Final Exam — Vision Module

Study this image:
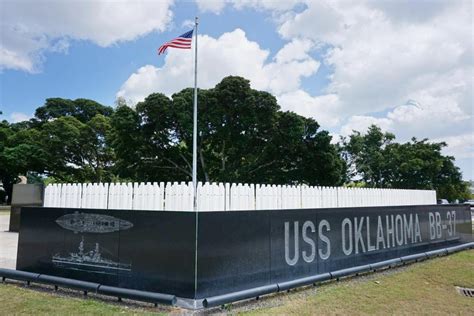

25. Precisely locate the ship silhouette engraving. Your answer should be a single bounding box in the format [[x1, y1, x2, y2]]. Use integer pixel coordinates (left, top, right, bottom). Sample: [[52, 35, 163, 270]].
[[55, 211, 133, 234], [52, 237, 132, 273]]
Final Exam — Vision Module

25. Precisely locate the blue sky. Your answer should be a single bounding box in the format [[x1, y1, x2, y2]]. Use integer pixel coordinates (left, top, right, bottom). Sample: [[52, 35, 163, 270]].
[[0, 1, 472, 179]]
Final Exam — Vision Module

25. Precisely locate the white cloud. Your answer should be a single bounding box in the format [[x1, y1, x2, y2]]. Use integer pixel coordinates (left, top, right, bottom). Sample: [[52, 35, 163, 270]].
[[432, 133, 474, 159], [0, 0, 174, 72], [278, 91, 340, 127], [10, 112, 32, 123], [280, 0, 471, 117], [279, 1, 471, 113], [231, 0, 301, 12], [338, 66, 473, 142], [272, 0, 473, 173], [117, 29, 320, 104], [195, 0, 301, 14], [274, 38, 313, 63], [195, 0, 227, 14], [181, 19, 195, 29], [340, 115, 393, 137], [367, 0, 452, 24]]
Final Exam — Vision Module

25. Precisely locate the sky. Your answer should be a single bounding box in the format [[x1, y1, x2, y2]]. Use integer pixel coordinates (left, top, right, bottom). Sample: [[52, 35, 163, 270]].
[[0, 0, 473, 179]]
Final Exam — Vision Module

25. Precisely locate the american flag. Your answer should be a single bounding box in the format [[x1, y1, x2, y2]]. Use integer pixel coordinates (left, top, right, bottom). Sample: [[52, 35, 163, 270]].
[[158, 29, 194, 55]]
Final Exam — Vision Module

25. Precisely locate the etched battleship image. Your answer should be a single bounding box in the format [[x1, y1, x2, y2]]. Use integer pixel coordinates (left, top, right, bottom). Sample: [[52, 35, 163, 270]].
[[52, 237, 132, 274], [55, 211, 133, 233]]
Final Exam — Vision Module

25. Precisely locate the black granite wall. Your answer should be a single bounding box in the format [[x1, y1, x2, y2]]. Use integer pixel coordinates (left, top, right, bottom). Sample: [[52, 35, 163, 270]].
[[17, 205, 472, 299]]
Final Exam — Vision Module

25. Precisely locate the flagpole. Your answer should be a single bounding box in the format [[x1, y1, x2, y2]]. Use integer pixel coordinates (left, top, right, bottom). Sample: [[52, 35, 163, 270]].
[[192, 16, 199, 297], [192, 16, 198, 211]]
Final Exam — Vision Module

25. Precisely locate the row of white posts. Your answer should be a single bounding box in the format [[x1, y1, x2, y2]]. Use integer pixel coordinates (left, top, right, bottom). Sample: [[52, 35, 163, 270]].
[[43, 182, 437, 211]]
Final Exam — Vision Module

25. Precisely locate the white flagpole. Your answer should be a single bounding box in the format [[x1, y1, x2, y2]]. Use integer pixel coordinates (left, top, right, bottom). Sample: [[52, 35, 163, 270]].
[[192, 17, 199, 211], [192, 16, 199, 296]]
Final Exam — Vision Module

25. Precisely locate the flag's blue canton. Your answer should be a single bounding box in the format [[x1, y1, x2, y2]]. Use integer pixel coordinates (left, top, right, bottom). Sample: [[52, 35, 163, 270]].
[[179, 30, 194, 39]]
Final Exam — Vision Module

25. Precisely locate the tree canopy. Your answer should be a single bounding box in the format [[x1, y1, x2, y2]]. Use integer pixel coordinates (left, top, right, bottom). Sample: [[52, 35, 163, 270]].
[[0, 77, 469, 203], [111, 76, 345, 185], [341, 125, 470, 201]]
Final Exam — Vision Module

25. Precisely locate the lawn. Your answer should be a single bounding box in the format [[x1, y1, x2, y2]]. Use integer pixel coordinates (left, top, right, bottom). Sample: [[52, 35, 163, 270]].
[[242, 250, 474, 315], [0, 283, 168, 315], [0, 250, 473, 315]]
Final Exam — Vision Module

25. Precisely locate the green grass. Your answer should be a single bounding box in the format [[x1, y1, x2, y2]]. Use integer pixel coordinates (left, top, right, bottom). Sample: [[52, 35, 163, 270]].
[[1, 251, 473, 315], [0, 283, 168, 315], [242, 250, 474, 315]]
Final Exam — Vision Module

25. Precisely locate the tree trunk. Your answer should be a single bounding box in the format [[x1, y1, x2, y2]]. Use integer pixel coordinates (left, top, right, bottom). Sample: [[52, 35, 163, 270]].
[[199, 146, 210, 182]]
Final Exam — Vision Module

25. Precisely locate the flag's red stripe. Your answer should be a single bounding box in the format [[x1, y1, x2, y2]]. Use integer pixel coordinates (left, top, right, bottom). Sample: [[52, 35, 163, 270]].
[[166, 44, 191, 49], [158, 45, 167, 55], [172, 38, 192, 43], [167, 41, 191, 46], [164, 41, 191, 47], [157, 43, 190, 55], [164, 38, 191, 44], [167, 42, 191, 47]]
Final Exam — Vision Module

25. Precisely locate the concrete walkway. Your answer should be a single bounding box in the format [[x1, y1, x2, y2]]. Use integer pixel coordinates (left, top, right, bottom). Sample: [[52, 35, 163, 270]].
[[0, 214, 17, 269]]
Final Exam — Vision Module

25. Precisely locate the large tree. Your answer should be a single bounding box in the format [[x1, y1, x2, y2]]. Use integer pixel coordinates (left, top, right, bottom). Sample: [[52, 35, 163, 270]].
[[38, 114, 115, 182], [35, 98, 113, 123], [342, 125, 470, 201], [111, 76, 345, 185], [384, 139, 470, 201], [0, 98, 116, 198], [0, 120, 45, 202], [342, 125, 395, 187]]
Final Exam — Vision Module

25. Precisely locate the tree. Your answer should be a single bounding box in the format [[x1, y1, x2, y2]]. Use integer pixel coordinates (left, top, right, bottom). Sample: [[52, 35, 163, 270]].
[[0, 120, 45, 202], [384, 139, 470, 201], [19, 98, 117, 183], [341, 125, 395, 187], [0, 120, 16, 202], [109, 103, 143, 180], [35, 98, 113, 123], [343, 125, 469, 201], [110, 76, 346, 185], [0, 98, 117, 196], [38, 115, 115, 182]]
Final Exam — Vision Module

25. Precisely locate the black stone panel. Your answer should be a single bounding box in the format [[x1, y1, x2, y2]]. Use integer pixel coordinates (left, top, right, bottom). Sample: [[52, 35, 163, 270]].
[[59, 209, 121, 286], [195, 204, 472, 298], [17, 207, 197, 298], [269, 209, 320, 284], [117, 210, 196, 298], [195, 211, 271, 299], [312, 206, 437, 273], [17, 208, 66, 275]]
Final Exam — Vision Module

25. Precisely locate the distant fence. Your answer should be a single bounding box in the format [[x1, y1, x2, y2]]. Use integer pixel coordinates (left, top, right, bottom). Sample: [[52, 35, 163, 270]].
[[43, 182, 436, 211]]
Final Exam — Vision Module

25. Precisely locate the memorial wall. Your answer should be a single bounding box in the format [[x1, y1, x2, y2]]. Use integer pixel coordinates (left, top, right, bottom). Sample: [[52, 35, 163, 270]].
[[17, 205, 472, 300]]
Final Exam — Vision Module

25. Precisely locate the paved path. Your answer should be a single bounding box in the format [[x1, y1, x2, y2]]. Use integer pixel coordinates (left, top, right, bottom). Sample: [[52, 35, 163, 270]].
[[0, 214, 17, 269]]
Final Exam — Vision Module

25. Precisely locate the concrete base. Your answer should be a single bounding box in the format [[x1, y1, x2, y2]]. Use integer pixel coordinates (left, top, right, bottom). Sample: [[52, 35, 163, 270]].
[[9, 183, 44, 232], [0, 214, 18, 269]]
